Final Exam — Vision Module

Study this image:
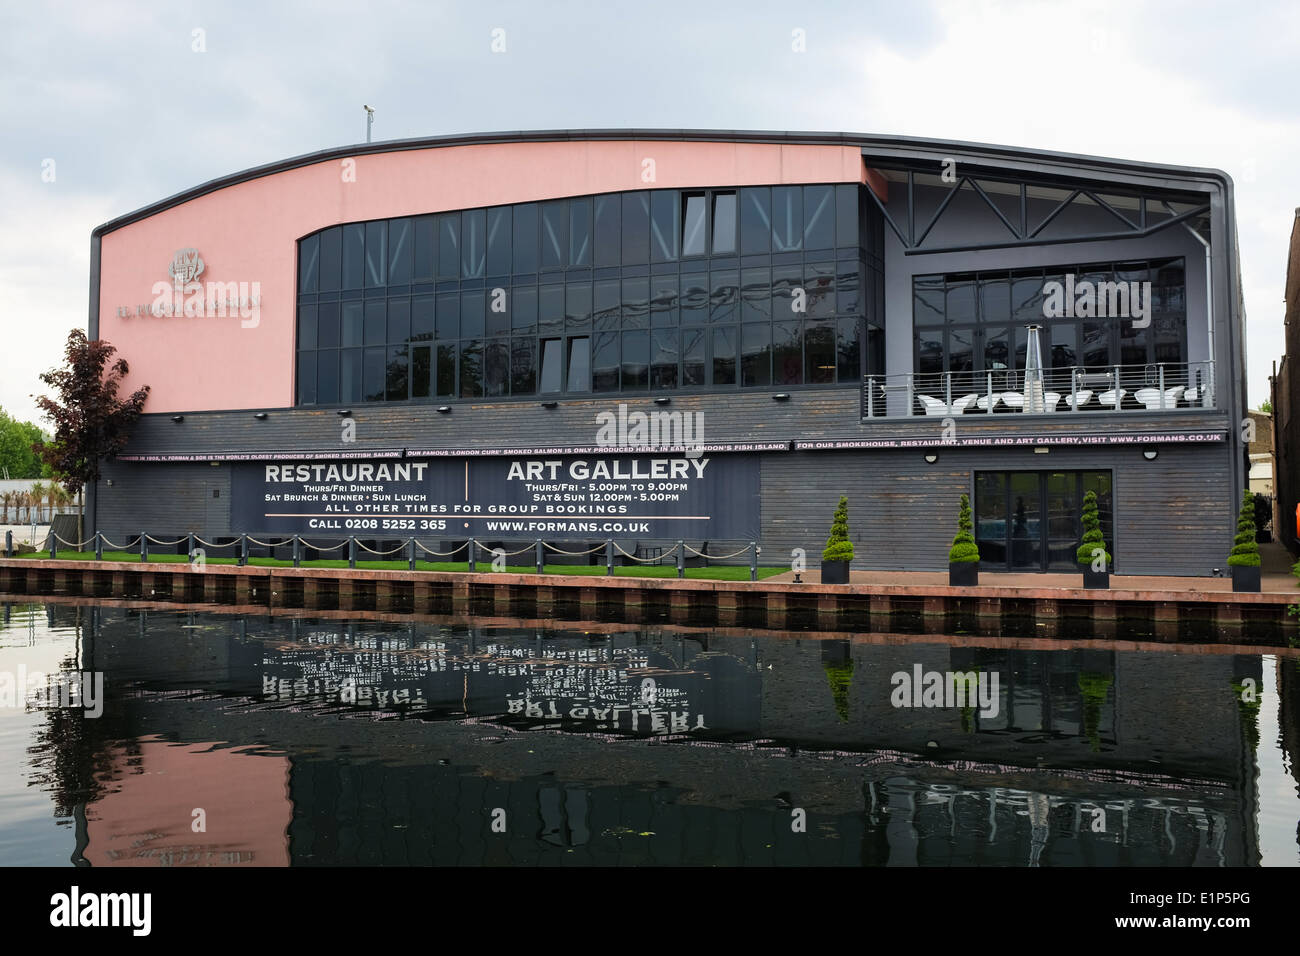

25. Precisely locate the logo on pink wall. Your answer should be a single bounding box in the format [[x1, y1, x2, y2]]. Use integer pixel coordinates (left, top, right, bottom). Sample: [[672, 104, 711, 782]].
[[167, 248, 205, 284]]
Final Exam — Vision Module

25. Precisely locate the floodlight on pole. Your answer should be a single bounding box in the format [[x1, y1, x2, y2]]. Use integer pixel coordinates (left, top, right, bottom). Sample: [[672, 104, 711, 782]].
[[363, 105, 374, 143]]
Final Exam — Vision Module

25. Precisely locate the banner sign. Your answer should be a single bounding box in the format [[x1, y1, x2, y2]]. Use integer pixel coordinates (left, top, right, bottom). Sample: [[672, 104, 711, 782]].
[[230, 453, 760, 539], [119, 440, 789, 463], [796, 431, 1226, 451]]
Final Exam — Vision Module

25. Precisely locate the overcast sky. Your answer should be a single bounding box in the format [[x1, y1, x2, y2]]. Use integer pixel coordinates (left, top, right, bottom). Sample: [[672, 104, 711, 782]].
[[1, 0, 1295, 425]]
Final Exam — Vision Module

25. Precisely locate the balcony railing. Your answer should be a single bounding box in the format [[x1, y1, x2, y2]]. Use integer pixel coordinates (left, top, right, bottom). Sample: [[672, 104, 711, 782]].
[[861, 361, 1216, 419]]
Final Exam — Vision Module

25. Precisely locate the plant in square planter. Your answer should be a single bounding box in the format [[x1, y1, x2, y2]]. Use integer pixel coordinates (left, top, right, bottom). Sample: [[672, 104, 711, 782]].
[[1228, 490, 1261, 592], [1076, 490, 1111, 588], [948, 493, 980, 586], [821, 495, 854, 584]]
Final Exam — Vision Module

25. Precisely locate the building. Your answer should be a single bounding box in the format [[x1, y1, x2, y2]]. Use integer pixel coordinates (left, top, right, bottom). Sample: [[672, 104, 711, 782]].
[[1272, 209, 1300, 555], [87, 130, 1247, 575], [1247, 409, 1273, 496]]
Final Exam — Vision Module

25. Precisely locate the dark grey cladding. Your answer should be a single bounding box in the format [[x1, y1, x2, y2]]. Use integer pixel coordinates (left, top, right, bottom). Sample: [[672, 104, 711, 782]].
[[94, 390, 1234, 576]]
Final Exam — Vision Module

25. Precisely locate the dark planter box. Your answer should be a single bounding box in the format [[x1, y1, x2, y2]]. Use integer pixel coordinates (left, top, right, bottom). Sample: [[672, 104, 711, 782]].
[[948, 561, 978, 586], [1231, 564, 1261, 593], [1082, 566, 1109, 589], [821, 559, 851, 584]]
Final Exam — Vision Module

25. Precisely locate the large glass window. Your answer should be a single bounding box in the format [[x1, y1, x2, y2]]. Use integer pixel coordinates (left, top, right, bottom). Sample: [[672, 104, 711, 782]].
[[296, 182, 875, 405], [912, 259, 1187, 377]]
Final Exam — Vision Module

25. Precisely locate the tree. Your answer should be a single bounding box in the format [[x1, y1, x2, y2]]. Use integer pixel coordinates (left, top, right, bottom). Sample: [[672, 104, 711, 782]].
[[0, 410, 47, 479], [948, 493, 980, 563], [33, 330, 150, 541], [1076, 490, 1111, 569], [1227, 490, 1260, 567], [29, 481, 46, 523], [822, 495, 855, 562]]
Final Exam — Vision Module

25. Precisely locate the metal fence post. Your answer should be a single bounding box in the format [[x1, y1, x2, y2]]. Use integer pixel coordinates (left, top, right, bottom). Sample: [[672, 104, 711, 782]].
[[468, 538, 477, 573], [186, 533, 195, 562], [49, 532, 57, 559], [606, 539, 614, 576], [348, 536, 356, 569], [535, 539, 544, 575], [293, 536, 301, 568], [239, 533, 248, 567], [750, 542, 758, 582], [408, 537, 416, 571], [140, 532, 148, 563], [676, 540, 685, 579], [95, 532, 103, 561], [4, 530, 11, 557]]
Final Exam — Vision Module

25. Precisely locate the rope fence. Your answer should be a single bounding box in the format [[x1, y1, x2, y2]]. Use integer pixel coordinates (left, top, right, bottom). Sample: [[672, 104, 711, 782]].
[[7, 529, 764, 580]]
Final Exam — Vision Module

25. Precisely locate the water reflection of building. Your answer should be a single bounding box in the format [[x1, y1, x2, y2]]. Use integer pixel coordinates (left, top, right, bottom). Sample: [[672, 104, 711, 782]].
[[82, 738, 291, 867], [60, 607, 1272, 866]]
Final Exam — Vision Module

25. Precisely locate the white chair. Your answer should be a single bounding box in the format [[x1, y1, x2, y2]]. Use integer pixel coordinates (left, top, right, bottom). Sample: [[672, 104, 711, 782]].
[[1135, 386, 1184, 410], [917, 393, 978, 416], [1063, 389, 1094, 411], [1099, 388, 1127, 408], [1001, 392, 1025, 411], [976, 393, 1002, 413], [1041, 392, 1062, 413], [1183, 386, 1202, 405]]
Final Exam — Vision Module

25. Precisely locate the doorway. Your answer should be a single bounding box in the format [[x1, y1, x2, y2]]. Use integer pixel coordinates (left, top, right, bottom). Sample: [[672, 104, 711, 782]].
[[974, 470, 1113, 572]]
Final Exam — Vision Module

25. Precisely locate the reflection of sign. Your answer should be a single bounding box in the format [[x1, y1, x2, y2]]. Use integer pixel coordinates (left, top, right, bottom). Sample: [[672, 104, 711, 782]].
[[260, 633, 741, 736], [230, 454, 760, 538], [167, 248, 205, 284]]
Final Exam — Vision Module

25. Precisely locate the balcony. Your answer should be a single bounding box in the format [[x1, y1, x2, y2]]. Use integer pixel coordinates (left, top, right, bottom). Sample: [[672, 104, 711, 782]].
[[861, 362, 1216, 420]]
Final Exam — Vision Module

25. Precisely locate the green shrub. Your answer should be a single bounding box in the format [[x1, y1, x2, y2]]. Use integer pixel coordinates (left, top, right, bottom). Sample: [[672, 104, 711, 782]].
[[948, 493, 980, 563], [822, 495, 854, 562], [1227, 490, 1260, 567], [1075, 490, 1111, 568]]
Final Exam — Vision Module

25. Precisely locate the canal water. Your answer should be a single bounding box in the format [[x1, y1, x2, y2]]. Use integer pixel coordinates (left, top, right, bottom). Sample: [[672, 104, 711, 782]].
[[1, 601, 1297, 866]]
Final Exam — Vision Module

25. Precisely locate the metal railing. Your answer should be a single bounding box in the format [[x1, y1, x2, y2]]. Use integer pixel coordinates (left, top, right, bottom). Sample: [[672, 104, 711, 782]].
[[861, 361, 1216, 419], [4, 530, 763, 581]]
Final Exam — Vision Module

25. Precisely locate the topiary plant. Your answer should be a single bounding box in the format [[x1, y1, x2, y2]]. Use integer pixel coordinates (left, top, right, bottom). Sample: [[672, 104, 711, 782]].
[[948, 493, 980, 563], [822, 495, 854, 562], [1075, 490, 1111, 569], [1228, 490, 1260, 567]]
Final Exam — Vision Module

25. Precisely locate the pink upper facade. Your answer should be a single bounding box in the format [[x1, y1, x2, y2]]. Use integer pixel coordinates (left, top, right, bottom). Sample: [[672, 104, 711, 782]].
[[96, 138, 867, 413]]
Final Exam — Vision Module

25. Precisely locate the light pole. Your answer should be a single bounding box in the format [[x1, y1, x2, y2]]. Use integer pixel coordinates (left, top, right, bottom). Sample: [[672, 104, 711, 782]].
[[363, 105, 374, 143]]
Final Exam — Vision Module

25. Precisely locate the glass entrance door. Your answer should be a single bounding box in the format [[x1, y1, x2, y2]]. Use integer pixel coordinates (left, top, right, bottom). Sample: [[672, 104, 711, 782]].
[[1008, 472, 1041, 570], [974, 470, 1113, 572]]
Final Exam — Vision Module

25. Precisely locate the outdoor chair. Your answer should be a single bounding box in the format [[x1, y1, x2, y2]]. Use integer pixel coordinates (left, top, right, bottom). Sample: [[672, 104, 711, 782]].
[[1098, 388, 1128, 408], [1134, 386, 1184, 410], [1062, 389, 1094, 410], [917, 393, 979, 416]]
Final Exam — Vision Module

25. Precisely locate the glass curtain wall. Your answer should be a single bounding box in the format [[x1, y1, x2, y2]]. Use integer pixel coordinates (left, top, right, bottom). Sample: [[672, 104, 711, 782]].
[[296, 184, 884, 405]]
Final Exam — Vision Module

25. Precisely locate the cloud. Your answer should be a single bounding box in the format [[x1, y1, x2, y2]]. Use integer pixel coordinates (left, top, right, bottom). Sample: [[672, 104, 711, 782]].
[[0, 0, 1292, 420]]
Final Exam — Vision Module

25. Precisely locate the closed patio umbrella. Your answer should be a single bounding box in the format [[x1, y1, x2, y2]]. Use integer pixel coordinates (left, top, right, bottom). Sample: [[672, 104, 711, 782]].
[[1024, 324, 1045, 413]]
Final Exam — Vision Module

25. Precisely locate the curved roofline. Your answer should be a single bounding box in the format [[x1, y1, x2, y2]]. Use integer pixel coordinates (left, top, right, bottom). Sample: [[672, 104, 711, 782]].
[[91, 127, 1233, 238]]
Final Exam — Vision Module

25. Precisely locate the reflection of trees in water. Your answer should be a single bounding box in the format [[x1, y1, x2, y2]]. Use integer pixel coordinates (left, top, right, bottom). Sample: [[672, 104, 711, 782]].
[[1078, 671, 1113, 753], [25, 608, 135, 824], [823, 659, 853, 723], [1231, 680, 1261, 752]]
